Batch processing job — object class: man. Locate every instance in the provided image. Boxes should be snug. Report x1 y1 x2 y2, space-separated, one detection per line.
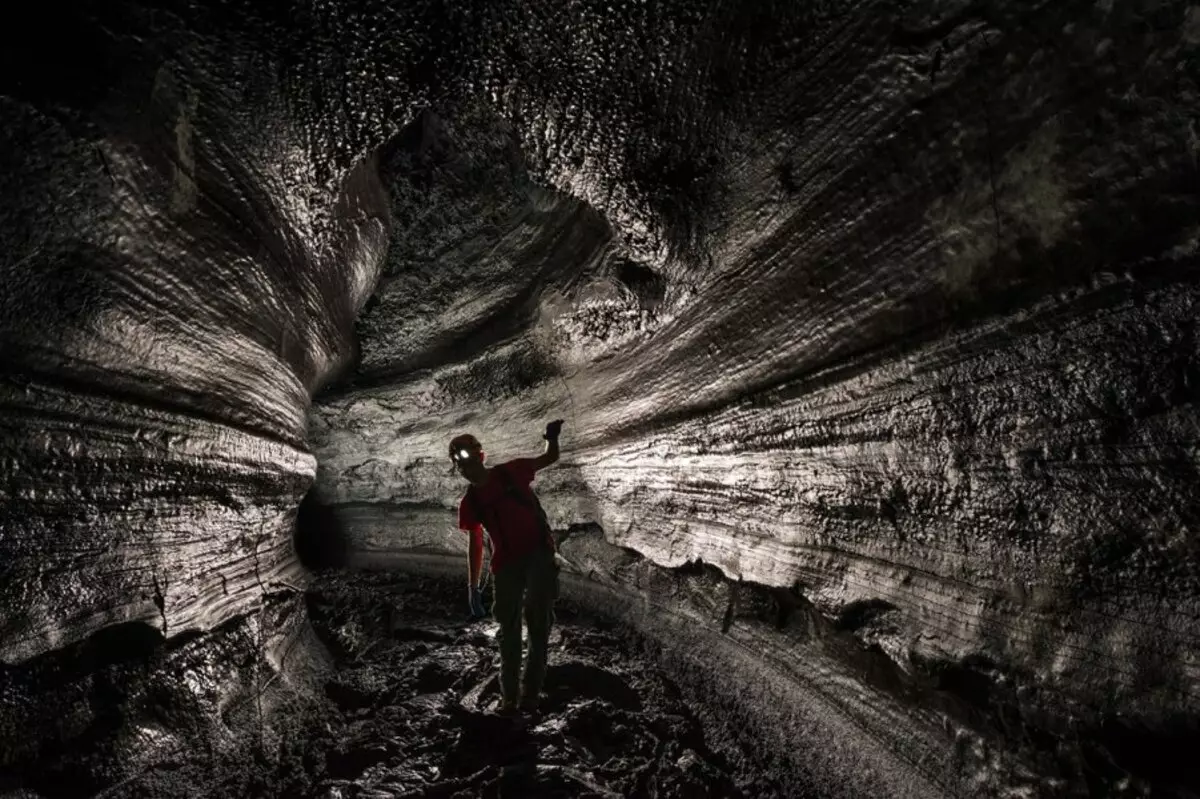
449 419 564 714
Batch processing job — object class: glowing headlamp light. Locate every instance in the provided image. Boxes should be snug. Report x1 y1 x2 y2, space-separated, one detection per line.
457 449 470 461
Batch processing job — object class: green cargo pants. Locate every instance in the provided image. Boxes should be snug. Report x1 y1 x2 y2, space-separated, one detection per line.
492 547 559 704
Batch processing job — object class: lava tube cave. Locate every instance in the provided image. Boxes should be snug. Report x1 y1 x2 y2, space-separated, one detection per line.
2 1 1200 797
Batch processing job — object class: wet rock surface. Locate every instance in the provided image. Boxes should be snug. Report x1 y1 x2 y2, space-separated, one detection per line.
304 569 783 798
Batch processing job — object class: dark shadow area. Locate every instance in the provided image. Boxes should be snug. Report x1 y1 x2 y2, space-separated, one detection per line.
542 661 644 713
834 598 899 633
1089 715 1200 798
0 620 163 699
294 487 351 570
77 620 165 669
0 621 166 797
614 258 667 310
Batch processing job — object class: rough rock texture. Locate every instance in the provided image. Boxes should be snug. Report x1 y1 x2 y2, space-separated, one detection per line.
0 593 330 797
0 7 389 662
1 0 1199 796
310 1 1200 795
304 567 795 799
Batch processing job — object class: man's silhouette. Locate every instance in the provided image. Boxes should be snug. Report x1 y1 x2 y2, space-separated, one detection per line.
449 420 564 714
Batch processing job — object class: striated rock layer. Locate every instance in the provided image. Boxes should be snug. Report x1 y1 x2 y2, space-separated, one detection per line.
0 1 389 664
0 0 1198 795
311 0 1200 795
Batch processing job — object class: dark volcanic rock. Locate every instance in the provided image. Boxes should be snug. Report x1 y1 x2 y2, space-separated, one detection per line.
0 0 1198 797
301 569 784 798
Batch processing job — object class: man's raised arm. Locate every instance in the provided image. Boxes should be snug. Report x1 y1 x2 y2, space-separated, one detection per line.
532 419 564 471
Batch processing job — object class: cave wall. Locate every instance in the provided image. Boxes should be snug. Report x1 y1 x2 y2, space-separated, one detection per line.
309 0 1200 788
0 3 391 663
0 0 1198 795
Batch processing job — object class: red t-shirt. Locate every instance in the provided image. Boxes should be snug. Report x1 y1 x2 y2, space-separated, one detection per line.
458 459 551 573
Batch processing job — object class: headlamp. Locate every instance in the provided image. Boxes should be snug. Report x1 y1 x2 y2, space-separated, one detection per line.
457 449 470 461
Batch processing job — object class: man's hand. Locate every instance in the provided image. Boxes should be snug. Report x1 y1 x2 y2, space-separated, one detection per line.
534 419 564 470
468 585 487 619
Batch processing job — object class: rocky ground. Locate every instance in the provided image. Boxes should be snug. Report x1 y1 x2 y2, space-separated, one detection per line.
290 568 786 798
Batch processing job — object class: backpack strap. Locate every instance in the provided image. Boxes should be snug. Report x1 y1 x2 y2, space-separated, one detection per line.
466 466 555 553
494 466 555 551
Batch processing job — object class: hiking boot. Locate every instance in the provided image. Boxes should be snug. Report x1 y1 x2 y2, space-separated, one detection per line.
496 698 520 716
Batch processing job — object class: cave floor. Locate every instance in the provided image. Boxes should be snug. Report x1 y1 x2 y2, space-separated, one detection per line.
298 569 788 798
